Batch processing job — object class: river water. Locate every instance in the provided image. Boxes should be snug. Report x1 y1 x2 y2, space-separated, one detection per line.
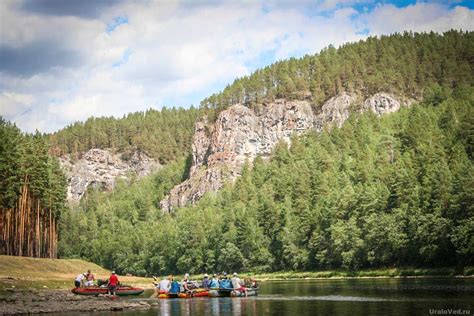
83 278 473 315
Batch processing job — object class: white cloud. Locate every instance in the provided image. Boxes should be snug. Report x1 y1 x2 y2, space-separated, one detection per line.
0 1 473 133
363 3 474 35
0 92 34 117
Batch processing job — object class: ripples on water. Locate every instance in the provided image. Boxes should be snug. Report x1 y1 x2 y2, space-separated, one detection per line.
256 294 399 302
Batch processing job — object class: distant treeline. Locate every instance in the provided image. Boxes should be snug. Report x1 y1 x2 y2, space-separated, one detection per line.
49 107 200 164
0 119 67 258
58 86 473 275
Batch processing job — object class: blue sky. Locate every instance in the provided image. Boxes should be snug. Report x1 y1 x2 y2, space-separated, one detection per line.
1 0 473 133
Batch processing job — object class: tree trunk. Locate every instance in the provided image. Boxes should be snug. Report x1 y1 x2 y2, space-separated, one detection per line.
1 177 58 259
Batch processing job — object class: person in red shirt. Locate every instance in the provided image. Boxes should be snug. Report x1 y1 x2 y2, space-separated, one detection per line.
108 271 119 296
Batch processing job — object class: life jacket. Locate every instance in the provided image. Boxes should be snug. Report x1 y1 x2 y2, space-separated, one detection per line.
170 281 180 293
209 278 219 288
219 279 232 289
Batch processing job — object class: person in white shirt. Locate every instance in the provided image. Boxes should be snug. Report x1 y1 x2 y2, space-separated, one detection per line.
74 273 86 288
181 273 191 293
231 272 247 296
151 275 172 297
159 276 172 293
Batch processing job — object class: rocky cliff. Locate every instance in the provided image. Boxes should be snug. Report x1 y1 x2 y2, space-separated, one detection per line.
60 149 160 203
160 92 411 212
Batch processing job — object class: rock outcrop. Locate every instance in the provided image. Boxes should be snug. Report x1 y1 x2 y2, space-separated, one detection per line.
160 99 317 212
315 92 358 129
60 149 160 203
161 92 411 212
363 93 402 115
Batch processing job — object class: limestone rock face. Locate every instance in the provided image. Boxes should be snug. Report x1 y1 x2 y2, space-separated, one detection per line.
315 92 358 129
363 93 401 115
190 118 213 177
161 99 319 212
160 93 409 212
60 148 160 203
159 168 227 212
160 99 317 212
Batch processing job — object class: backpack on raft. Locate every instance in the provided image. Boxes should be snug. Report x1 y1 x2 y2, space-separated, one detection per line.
170 281 180 293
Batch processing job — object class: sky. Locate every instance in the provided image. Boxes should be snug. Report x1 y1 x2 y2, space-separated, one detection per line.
1 0 473 133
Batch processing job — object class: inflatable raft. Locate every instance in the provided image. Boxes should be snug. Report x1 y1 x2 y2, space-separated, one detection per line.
71 286 144 296
230 287 258 297
209 287 259 297
158 289 209 299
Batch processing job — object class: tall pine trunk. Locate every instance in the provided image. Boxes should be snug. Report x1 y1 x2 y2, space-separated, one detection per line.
0 177 58 258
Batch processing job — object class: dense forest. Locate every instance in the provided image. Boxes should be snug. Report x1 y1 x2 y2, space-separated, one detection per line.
0 119 67 258
49 107 200 164
58 86 473 275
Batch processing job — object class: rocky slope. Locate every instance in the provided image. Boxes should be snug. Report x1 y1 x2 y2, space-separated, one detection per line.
160 93 411 212
60 149 160 203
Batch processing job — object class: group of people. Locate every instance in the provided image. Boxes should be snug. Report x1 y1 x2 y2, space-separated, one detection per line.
74 270 120 296
152 272 257 297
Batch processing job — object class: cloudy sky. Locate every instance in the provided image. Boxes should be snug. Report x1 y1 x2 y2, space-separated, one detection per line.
1 0 473 133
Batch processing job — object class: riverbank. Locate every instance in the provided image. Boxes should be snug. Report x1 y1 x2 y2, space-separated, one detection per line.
0 288 156 315
2 256 472 291
247 267 474 281
0 255 153 292
0 256 156 314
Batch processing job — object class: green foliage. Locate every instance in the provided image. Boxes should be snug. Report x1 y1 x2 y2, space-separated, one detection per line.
58 159 188 275
49 107 200 164
59 86 474 275
0 119 66 217
201 31 473 120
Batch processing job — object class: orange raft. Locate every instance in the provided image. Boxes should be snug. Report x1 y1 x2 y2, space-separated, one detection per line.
158 289 209 299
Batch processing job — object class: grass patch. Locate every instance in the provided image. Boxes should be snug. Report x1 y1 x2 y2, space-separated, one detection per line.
0 255 153 291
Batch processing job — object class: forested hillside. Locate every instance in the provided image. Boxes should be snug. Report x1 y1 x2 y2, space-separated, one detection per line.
202 30 473 119
59 86 473 275
49 107 200 163
49 31 473 161
0 119 67 258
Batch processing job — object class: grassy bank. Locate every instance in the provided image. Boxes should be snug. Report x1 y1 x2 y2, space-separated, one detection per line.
244 267 474 281
0 255 153 292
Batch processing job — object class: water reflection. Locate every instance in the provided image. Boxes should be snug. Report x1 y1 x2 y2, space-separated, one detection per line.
210 298 219 315
71 278 474 316
159 299 170 315
147 296 261 316
232 297 241 315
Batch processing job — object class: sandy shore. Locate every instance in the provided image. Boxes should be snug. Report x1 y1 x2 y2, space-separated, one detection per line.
0 288 155 315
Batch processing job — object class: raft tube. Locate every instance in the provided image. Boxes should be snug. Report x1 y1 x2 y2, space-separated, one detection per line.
216 287 259 297
71 286 144 296
158 290 208 298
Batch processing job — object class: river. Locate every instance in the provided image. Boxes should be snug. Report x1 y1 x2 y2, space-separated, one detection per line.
72 278 473 315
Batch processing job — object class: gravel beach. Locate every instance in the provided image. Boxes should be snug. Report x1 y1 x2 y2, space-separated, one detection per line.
0 288 155 315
